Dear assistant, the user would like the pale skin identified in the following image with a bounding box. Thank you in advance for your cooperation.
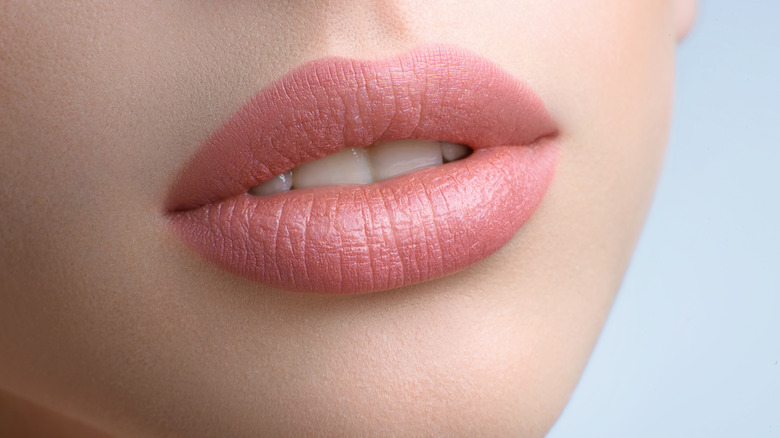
[0,1,695,436]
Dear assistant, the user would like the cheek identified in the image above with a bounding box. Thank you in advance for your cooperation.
[528,0,678,266]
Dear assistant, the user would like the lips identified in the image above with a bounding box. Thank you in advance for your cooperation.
[166,45,558,294]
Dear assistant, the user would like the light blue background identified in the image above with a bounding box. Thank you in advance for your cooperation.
[547,2,780,437]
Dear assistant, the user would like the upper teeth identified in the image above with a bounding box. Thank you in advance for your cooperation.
[248,140,471,196]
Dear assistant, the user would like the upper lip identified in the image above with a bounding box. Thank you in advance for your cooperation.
[166,44,557,212]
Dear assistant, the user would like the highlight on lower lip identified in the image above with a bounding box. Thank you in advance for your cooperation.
[167,44,559,294]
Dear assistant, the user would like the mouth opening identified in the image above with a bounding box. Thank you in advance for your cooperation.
[247,140,473,196]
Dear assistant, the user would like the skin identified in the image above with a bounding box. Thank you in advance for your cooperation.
[0,1,695,437]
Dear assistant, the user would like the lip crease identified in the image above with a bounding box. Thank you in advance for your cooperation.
[166,44,559,294]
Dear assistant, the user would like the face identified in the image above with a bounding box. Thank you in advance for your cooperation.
[0,1,694,436]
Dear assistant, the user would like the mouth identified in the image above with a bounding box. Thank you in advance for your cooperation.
[166,45,559,294]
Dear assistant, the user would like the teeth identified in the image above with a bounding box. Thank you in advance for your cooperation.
[441,141,471,163]
[291,147,373,189]
[369,139,443,181]
[248,171,292,196]
[249,140,472,195]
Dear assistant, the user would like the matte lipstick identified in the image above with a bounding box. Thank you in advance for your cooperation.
[167,45,558,294]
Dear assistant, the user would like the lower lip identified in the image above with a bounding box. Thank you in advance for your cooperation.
[170,141,557,294]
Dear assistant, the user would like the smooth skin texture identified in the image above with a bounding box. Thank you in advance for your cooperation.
[0,1,695,437]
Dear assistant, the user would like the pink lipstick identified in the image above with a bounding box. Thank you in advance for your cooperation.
[166,45,558,294]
